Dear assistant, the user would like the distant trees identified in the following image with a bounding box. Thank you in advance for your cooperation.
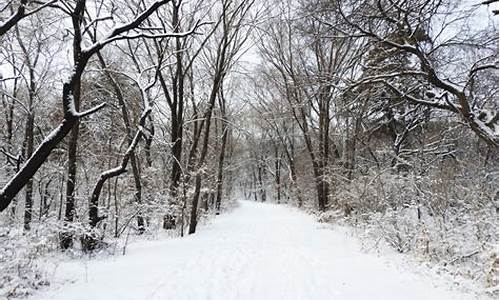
[338,0,499,146]
[241,0,498,292]
[254,0,366,211]
[187,0,256,234]
[250,0,498,206]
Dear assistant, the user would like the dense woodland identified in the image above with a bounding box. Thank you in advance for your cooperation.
[0,0,498,297]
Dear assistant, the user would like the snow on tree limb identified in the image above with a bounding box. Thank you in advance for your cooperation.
[338,0,499,147]
[0,0,58,36]
[0,0,203,213]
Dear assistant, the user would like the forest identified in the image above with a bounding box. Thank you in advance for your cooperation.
[0,0,498,299]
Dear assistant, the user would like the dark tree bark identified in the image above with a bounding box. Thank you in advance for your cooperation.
[81,107,152,252]
[95,52,145,234]
[214,89,228,214]
[144,115,155,167]
[14,24,39,231]
[188,0,254,234]
[0,0,55,36]
[22,77,35,231]
[61,1,85,249]
[187,46,227,233]
[1,0,185,214]
[257,158,266,202]
[273,142,282,204]
[252,168,258,202]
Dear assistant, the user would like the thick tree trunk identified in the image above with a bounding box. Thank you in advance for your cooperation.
[303,117,328,211]
[61,5,84,249]
[144,115,155,167]
[188,173,202,234]
[169,116,183,194]
[60,119,79,249]
[257,161,266,202]
[22,66,36,231]
[164,1,185,231]
[22,112,34,231]
[252,168,258,202]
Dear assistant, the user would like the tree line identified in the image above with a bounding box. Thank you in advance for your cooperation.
[0,0,498,294]
[0,0,257,253]
[238,0,498,292]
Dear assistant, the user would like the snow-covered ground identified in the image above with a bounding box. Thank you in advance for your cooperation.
[29,200,487,300]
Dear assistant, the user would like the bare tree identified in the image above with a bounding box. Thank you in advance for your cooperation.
[188,0,255,234]
[338,0,499,146]
[0,0,56,36]
[0,0,203,216]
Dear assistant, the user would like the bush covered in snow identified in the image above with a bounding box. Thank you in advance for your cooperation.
[324,146,498,297]
[0,226,55,298]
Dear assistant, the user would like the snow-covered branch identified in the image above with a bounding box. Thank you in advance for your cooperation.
[0,0,58,36]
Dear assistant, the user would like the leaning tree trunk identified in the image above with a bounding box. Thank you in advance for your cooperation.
[96,52,145,234]
[0,0,175,215]
[187,26,230,234]
[187,70,224,234]
[81,107,152,252]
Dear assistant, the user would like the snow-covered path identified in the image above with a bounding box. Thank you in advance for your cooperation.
[33,200,476,300]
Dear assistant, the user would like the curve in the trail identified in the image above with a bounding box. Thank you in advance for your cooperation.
[31,200,480,300]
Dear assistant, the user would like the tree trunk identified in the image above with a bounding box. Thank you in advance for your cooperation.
[257,161,266,202]
[273,144,281,204]
[144,115,155,167]
[22,108,34,231]
[61,5,85,249]
[215,93,228,214]
[82,107,152,252]
[22,63,36,231]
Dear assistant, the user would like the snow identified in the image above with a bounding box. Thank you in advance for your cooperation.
[29,200,485,300]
